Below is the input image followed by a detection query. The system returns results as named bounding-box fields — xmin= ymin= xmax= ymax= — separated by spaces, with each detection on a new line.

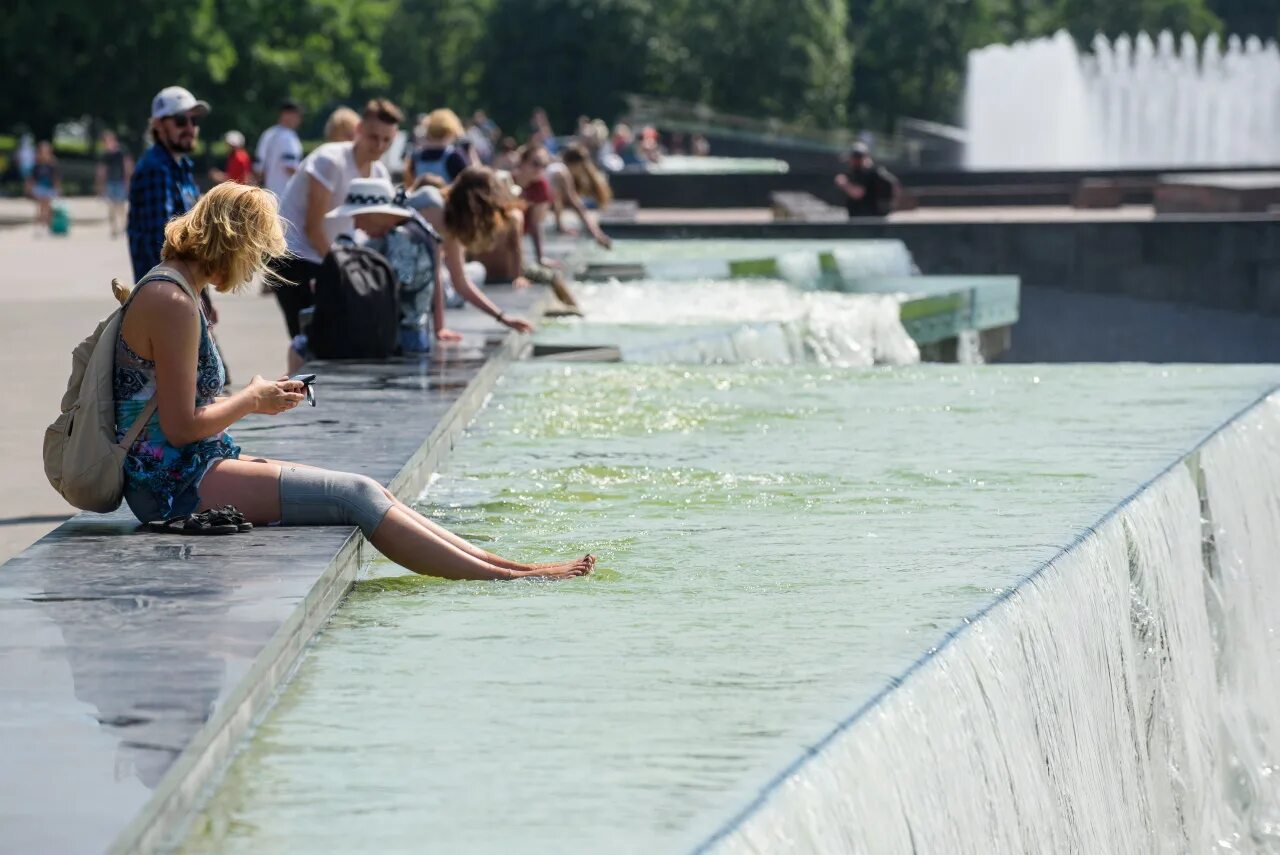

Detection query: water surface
xmin=183 ymin=363 xmax=1278 ymax=854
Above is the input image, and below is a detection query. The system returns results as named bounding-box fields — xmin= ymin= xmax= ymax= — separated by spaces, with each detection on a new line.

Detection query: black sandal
xmin=206 ymin=505 xmax=253 ymax=533
xmin=146 ymin=512 xmax=238 ymax=536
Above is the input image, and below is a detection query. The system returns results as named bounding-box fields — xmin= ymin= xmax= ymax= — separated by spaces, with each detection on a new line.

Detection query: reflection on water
xmin=183 ymin=363 xmax=1278 ymax=854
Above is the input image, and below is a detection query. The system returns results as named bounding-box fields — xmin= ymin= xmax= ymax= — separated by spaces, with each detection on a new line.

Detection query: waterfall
xmin=568 ymin=281 xmax=921 ymax=367
xmin=966 ymin=30 xmax=1280 ymax=168
xmin=700 ymin=394 xmax=1280 ymax=853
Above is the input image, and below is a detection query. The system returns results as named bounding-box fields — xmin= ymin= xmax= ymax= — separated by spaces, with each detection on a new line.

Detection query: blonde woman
xmin=549 ymin=143 xmax=614 ymax=247
xmin=324 ymin=107 xmax=360 ymax=143
xmin=404 ymin=108 xmax=472 ymax=184
xmin=115 ymin=182 xmax=591 ymax=579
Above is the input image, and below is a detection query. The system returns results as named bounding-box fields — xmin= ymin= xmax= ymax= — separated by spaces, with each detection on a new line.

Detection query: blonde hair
xmin=161 ymin=183 xmax=286 ymax=293
xmin=563 ymin=144 xmax=612 ymax=205
xmin=425 ymin=108 xmax=464 ymax=142
xmin=325 ymin=107 xmax=360 ymax=142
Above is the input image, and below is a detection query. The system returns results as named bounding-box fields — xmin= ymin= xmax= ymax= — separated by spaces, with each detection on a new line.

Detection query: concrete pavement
xmin=0 ymin=221 xmax=291 ymax=563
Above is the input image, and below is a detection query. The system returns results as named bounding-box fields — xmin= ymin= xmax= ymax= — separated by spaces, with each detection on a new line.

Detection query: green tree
xmin=192 ymin=0 xmax=396 ymax=143
xmin=381 ymin=0 xmax=495 ymax=120
xmin=478 ymin=0 xmax=655 ymax=133
xmin=849 ymin=0 xmax=986 ymax=129
xmin=1208 ymin=0 xmax=1279 ymax=39
xmin=1046 ymin=0 xmax=1221 ymax=43
xmin=648 ymin=0 xmax=852 ymax=129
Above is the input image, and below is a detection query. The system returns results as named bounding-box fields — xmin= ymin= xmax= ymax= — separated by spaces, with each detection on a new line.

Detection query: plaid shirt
xmin=126 ymin=144 xmax=200 ymax=281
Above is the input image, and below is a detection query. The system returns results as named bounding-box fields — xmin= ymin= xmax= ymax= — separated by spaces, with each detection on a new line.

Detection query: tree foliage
xmin=2 ymin=0 xmax=1271 ymax=143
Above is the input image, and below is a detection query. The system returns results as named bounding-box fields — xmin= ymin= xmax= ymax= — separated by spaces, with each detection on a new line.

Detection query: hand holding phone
xmin=287 ymin=373 xmax=318 ymax=407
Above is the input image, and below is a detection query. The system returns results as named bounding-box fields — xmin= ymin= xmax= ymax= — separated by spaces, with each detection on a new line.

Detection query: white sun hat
xmin=223 ymin=130 xmax=245 ymax=148
xmin=325 ymin=176 xmax=414 ymax=219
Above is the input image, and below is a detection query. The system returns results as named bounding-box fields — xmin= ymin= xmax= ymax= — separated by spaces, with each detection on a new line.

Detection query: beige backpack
xmin=43 ymin=267 xmax=197 ymax=512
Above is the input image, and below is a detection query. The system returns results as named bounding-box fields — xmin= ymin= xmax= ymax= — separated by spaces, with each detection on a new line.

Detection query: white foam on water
xmin=706 ymin=393 xmax=1280 ymax=853
xmin=568 ymin=279 xmax=920 ymax=367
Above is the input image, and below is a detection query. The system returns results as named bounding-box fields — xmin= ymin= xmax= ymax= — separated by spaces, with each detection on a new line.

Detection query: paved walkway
xmin=0 ymin=221 xmax=292 ymax=563
xmin=0 ymin=195 xmax=108 ymax=227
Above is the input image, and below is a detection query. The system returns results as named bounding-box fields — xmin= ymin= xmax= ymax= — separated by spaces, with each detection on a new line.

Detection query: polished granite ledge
xmin=0 ymin=286 xmax=543 ymax=855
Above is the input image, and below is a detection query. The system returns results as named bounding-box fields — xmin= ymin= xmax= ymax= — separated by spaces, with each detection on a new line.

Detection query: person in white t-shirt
xmin=269 ymin=98 xmax=402 ymax=338
xmin=254 ymin=99 xmax=303 ymax=198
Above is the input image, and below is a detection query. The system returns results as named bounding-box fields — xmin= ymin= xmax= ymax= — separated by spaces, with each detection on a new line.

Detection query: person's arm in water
xmin=304 ymin=175 xmax=332 ymax=259
xmin=432 ymin=246 xmax=461 ymax=341
xmin=553 ymin=170 xmax=611 ymax=249
xmin=442 ymin=234 xmax=534 ymax=333
xmin=137 ymin=282 xmax=303 ymax=446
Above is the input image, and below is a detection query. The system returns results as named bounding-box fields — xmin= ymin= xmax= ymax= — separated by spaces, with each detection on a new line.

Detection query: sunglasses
xmin=166 ymin=114 xmax=202 ymax=129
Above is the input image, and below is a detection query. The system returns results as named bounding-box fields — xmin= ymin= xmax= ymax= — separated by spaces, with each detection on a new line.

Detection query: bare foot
xmin=514 ymin=555 xmax=594 ymax=579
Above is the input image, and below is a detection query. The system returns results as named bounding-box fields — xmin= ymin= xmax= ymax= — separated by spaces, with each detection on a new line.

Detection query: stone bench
xmin=598 ymin=199 xmax=640 ymax=224
xmin=770 ymin=191 xmax=847 ymax=222
xmin=0 ymin=287 xmax=544 ymax=854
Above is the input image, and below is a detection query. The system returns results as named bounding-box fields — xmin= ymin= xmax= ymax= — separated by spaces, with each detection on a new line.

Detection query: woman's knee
xmin=277 ymin=466 xmax=394 ymax=537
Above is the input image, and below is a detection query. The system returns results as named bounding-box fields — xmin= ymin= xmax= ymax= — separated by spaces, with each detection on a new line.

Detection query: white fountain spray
xmin=702 ymin=393 xmax=1280 ymax=853
xmin=966 ymin=30 xmax=1280 ymax=168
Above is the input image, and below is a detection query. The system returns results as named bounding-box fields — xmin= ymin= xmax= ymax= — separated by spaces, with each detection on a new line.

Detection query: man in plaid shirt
xmin=126 ymin=86 xmax=220 ymax=321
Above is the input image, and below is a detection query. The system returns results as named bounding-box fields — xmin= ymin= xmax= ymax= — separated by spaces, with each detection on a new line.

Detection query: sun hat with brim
xmin=151 ymin=86 xmax=211 ymax=120
xmin=326 ymin=176 xmax=414 ymax=219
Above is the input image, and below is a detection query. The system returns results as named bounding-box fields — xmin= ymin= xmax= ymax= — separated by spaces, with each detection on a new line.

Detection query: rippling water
xmin=183 ymin=363 xmax=1278 ymax=854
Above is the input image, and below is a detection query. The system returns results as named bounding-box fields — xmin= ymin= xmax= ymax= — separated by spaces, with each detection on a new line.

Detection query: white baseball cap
xmin=224 ymin=130 xmax=245 ymax=148
xmin=151 ymin=86 xmax=211 ymax=120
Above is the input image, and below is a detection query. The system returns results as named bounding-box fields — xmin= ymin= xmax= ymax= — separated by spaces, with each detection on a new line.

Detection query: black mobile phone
xmin=288 ymin=373 xmax=317 ymax=406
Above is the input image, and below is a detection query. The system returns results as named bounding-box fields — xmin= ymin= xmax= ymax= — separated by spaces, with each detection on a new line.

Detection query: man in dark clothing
xmin=835 ymin=142 xmax=898 ymax=218
xmin=127 ymin=85 xmax=219 ymax=324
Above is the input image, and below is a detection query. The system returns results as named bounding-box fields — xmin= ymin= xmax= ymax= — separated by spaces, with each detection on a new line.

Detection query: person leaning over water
xmin=116 ymin=181 xmax=592 ymax=580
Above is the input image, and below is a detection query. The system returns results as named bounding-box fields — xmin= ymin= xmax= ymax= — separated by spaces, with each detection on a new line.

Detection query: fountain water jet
xmin=966 ymin=30 xmax=1280 ymax=168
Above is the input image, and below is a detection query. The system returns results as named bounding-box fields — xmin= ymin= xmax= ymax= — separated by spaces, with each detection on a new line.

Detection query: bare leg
xmin=197 ymin=458 xmax=590 ymax=580
xmin=243 ymin=457 xmax=592 ymax=572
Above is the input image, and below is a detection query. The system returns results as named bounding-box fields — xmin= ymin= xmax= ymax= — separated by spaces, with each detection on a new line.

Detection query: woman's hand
xmin=501 ymin=315 xmax=535 ymax=334
xmin=436 ymin=328 xmax=463 ymax=342
xmin=594 ymin=233 xmax=613 ymax=250
xmin=249 ymin=375 xmax=304 ymax=415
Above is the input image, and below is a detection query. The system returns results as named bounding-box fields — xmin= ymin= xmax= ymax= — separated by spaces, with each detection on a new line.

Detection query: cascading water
xmin=705 ymin=394 xmax=1280 ymax=853
xmin=966 ymin=30 xmax=1280 ymax=168
xmin=546 ymin=280 xmax=921 ymax=366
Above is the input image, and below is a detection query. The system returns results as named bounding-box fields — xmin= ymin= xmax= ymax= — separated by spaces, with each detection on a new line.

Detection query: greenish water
xmin=183 ymin=363 xmax=1277 ymax=854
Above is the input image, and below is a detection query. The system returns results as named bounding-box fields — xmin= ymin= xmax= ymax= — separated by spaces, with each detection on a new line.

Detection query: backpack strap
xmin=114 ymin=265 xmax=200 ymax=452
xmin=136 ymin=265 xmax=200 ymax=304
xmin=117 ymin=398 xmax=158 ymax=453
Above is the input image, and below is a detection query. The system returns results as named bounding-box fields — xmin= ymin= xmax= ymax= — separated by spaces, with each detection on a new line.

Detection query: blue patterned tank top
xmin=113 ymin=271 xmax=240 ymax=517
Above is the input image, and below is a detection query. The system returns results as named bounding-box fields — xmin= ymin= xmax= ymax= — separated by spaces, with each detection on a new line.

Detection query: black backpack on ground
xmin=309 ymin=239 xmax=401 ymax=359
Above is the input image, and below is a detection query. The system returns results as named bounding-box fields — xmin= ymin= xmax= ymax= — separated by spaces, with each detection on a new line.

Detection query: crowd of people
xmin=33 ymin=82 xmax=901 ymax=580
xmin=63 ymin=88 xmax=625 ymax=373
xmin=69 ymin=84 xmax=600 ymax=578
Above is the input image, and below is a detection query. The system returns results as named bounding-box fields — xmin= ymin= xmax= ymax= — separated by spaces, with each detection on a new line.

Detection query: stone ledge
xmin=0 ymin=286 xmax=543 ymax=855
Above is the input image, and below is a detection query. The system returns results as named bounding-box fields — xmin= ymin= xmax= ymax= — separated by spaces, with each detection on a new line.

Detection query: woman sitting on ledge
xmin=115 ymin=182 xmax=592 ymax=580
